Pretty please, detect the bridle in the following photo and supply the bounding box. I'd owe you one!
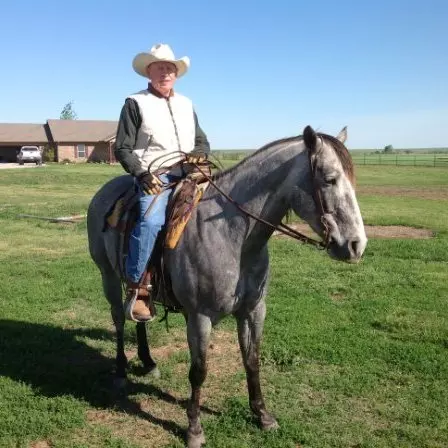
[307,139,332,249]
[148,149,332,250]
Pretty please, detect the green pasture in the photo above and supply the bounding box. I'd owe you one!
[0,163,447,447]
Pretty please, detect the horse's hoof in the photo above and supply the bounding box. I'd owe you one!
[261,415,279,431]
[187,429,205,448]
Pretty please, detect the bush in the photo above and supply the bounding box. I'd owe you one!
[42,146,56,162]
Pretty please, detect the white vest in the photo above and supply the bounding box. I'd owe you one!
[128,89,196,172]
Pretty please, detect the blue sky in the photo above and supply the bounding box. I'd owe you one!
[0,0,446,149]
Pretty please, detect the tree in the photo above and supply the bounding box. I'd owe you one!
[383,144,394,153]
[60,101,77,120]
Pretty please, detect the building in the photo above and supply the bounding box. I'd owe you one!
[0,123,49,162]
[0,119,118,163]
[46,119,118,163]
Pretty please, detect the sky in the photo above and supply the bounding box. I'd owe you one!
[0,0,447,149]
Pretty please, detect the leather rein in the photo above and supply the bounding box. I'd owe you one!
[195,153,331,249]
[147,150,331,249]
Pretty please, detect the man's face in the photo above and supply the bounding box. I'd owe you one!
[146,61,177,94]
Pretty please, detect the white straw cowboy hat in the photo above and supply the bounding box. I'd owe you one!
[132,43,190,78]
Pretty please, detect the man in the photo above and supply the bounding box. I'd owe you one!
[114,43,210,322]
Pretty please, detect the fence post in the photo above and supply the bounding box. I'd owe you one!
[434,154,436,167]
[396,154,398,166]
[414,155,416,166]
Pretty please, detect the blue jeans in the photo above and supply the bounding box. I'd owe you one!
[126,173,179,283]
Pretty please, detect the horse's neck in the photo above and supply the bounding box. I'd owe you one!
[214,140,309,248]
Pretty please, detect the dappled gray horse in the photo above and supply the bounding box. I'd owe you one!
[87,125,367,447]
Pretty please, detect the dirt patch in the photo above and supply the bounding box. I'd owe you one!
[275,223,434,239]
[207,331,241,378]
[329,291,346,302]
[29,442,51,448]
[364,225,433,239]
[357,186,448,201]
[171,330,245,401]
[86,407,176,447]
[86,329,244,447]
[0,163,46,170]
[152,339,188,360]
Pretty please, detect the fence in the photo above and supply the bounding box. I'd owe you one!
[351,153,448,168]
[212,151,448,168]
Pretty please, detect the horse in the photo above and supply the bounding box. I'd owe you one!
[87,125,367,447]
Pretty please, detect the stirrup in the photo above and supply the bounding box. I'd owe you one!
[124,288,139,321]
[124,285,155,323]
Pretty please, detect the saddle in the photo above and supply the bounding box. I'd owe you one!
[105,167,210,313]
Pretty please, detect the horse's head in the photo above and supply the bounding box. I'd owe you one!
[291,125,367,262]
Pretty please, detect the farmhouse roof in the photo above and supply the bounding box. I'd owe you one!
[0,123,48,143]
[47,119,118,143]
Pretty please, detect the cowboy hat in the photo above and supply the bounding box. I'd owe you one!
[132,43,190,78]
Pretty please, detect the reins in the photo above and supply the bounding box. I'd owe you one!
[189,159,327,249]
[146,149,330,249]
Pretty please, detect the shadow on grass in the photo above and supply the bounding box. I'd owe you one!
[0,319,219,443]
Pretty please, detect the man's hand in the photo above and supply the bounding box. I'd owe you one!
[186,153,207,164]
[138,172,163,195]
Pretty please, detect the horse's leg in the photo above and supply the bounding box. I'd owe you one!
[136,322,160,378]
[236,299,279,430]
[101,267,128,388]
[186,313,211,448]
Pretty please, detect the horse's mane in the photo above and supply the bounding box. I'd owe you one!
[212,135,300,181]
[318,133,355,185]
[213,133,355,184]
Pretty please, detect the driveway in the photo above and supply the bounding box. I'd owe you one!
[0,163,46,169]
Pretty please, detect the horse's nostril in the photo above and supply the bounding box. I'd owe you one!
[349,239,359,257]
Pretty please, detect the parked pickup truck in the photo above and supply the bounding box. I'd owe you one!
[17,146,42,165]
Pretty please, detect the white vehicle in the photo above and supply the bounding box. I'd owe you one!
[17,146,42,165]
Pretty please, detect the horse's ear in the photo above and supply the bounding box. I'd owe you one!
[336,126,348,144]
[303,125,317,151]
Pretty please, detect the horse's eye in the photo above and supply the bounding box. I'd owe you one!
[324,178,337,186]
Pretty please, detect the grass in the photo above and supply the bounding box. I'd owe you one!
[355,166,448,235]
[356,165,448,187]
[0,163,447,447]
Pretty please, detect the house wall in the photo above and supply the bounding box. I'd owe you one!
[88,142,114,163]
[57,144,76,162]
[57,142,114,163]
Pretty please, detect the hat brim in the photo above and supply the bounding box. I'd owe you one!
[132,53,190,78]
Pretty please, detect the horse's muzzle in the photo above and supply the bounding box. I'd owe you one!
[327,237,367,263]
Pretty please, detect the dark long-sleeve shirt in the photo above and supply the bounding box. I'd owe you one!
[114,94,210,177]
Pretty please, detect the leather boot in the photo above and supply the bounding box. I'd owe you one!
[124,281,155,322]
